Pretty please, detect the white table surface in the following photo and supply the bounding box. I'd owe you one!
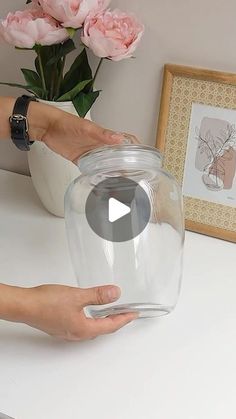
[0,168,235,419]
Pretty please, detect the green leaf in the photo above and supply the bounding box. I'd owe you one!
[35,56,41,76]
[0,82,29,89]
[72,91,100,117]
[57,79,92,101]
[27,86,47,98]
[61,48,92,94]
[34,46,54,94]
[15,46,33,51]
[35,46,61,100]
[46,39,76,66]
[66,28,76,39]
[21,68,42,88]
[0,81,46,98]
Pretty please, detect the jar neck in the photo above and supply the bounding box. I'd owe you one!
[78,145,163,175]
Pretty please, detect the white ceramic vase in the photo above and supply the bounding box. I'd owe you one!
[28,100,91,218]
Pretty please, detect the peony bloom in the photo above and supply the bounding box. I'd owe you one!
[38,0,110,29]
[0,8,69,49]
[81,9,144,61]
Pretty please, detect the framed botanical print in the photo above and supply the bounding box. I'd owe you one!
[156,64,236,242]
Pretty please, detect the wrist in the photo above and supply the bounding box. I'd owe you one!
[27,100,52,142]
[0,96,53,143]
[0,284,34,323]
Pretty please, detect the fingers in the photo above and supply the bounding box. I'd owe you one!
[121,133,141,144]
[99,130,141,145]
[86,120,140,146]
[85,312,139,338]
[79,286,139,339]
[97,128,126,145]
[80,285,121,307]
[100,130,140,144]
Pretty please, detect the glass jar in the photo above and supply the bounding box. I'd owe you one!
[65,145,184,318]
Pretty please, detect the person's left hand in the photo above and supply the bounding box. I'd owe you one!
[28,100,139,162]
[22,284,138,341]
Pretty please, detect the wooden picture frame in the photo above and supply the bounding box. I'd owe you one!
[156,64,236,242]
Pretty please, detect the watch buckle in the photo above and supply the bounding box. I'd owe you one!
[9,114,29,133]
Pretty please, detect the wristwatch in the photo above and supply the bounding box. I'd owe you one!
[9,95,37,151]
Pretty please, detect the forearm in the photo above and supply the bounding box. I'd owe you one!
[0,283,32,323]
[0,96,51,141]
[0,97,14,139]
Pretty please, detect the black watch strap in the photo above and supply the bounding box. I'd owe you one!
[9,95,37,151]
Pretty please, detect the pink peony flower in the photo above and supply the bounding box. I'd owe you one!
[38,0,110,29]
[0,8,69,48]
[81,9,144,61]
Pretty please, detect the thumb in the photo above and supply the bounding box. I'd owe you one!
[80,285,121,307]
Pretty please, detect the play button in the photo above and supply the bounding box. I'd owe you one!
[108,198,131,223]
[85,176,151,242]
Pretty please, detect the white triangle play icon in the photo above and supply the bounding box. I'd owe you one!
[108,198,131,223]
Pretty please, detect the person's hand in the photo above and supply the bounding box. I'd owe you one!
[0,97,139,157]
[22,284,138,341]
[0,97,139,158]
[26,99,139,162]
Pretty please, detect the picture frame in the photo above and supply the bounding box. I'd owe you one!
[156,64,236,243]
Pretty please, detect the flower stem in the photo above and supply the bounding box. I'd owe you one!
[91,58,103,91]
[55,55,66,99]
[36,48,47,98]
[49,62,57,101]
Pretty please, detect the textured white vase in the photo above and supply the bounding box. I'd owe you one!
[28,100,91,218]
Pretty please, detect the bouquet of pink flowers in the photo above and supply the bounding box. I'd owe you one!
[0,0,144,117]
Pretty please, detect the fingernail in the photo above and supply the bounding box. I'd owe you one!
[110,132,125,141]
[107,286,121,301]
[122,138,132,145]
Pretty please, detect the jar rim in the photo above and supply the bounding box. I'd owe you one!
[79,144,163,164]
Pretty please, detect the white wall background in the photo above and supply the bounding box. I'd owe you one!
[1,0,236,175]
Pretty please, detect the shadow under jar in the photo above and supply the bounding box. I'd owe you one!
[65,145,184,319]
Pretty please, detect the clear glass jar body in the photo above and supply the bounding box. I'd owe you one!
[65,145,184,318]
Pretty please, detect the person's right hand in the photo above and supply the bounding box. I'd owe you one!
[21,284,138,341]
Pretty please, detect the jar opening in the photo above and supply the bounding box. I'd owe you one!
[78,144,163,174]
